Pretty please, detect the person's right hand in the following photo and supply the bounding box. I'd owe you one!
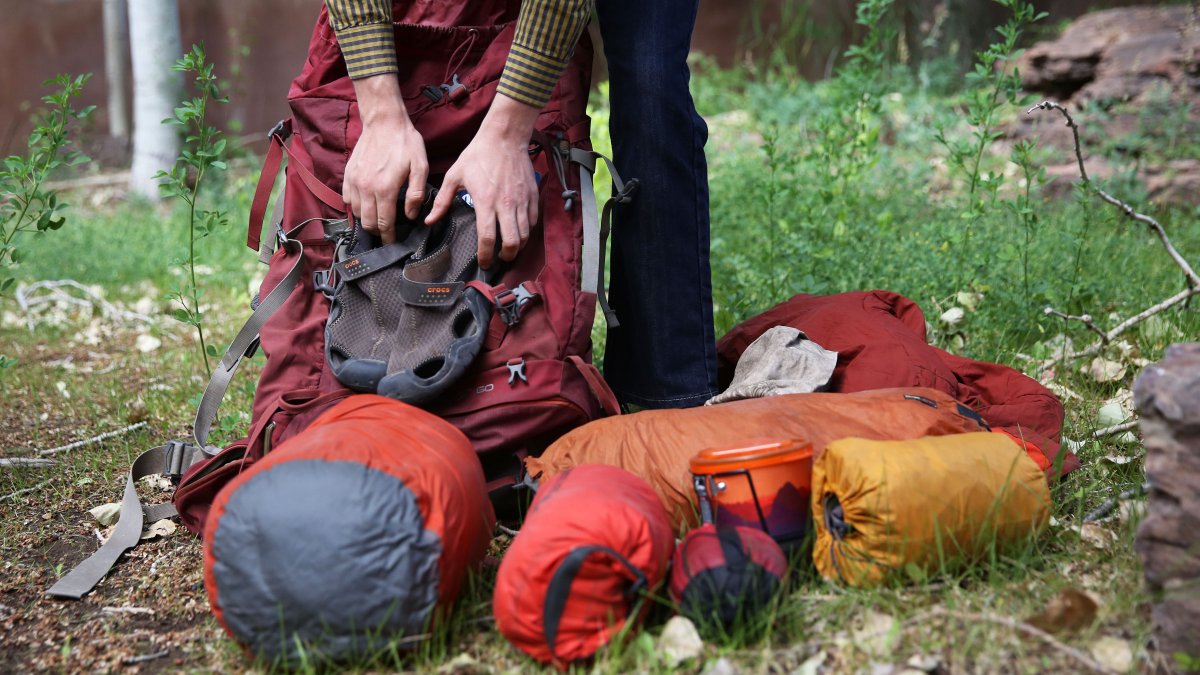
[343,74,429,245]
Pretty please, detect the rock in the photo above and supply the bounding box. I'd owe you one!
[1134,343,1200,662]
[1018,6,1192,103]
[658,616,705,667]
[1089,636,1134,672]
[702,656,740,675]
[1012,5,1200,206]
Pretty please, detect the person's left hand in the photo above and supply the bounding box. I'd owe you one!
[427,95,542,269]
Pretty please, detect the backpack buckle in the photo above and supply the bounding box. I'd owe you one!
[506,357,528,385]
[493,283,537,327]
[267,118,287,141]
[162,440,192,484]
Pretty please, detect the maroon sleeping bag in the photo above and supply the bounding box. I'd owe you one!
[717,291,1076,474]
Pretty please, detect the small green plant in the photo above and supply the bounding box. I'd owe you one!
[0,74,94,368]
[935,0,1045,272]
[158,44,230,379]
[1007,138,1048,307]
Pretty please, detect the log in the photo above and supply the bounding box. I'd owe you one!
[1134,343,1200,663]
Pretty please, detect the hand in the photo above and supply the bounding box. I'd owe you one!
[344,75,429,245]
[428,95,542,269]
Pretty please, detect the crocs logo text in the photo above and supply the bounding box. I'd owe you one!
[426,287,453,293]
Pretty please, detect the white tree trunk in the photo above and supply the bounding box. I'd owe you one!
[128,0,181,200]
[103,0,131,141]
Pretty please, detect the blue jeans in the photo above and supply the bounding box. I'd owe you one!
[596,0,719,408]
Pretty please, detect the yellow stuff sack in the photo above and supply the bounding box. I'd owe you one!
[812,432,1051,587]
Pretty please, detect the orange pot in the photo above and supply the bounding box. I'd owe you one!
[690,439,814,545]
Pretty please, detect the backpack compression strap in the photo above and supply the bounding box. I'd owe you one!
[46,233,309,600]
[569,148,639,328]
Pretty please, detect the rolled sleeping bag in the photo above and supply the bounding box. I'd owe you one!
[812,432,1052,587]
[528,387,991,528]
[493,464,675,668]
[669,524,789,638]
[203,395,496,664]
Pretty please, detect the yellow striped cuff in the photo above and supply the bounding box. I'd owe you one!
[497,42,569,109]
[333,23,397,80]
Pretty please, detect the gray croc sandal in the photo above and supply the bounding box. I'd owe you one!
[325,189,494,405]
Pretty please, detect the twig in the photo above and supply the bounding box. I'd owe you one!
[1084,482,1150,523]
[1027,101,1200,374]
[496,524,520,537]
[122,650,168,665]
[37,421,147,456]
[0,458,56,469]
[1043,308,1106,342]
[102,606,156,616]
[1092,420,1138,439]
[148,548,178,576]
[0,480,51,502]
[922,608,1116,673]
[15,279,155,327]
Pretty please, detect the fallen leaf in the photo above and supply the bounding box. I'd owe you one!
[939,307,965,325]
[1115,431,1139,444]
[1074,523,1115,550]
[1102,454,1135,466]
[1089,636,1133,672]
[956,291,983,312]
[88,503,122,527]
[1025,587,1099,634]
[1062,439,1085,455]
[436,653,493,675]
[855,611,899,656]
[1118,499,1146,525]
[793,651,827,675]
[136,334,162,353]
[140,474,174,492]
[1097,401,1131,427]
[1045,382,1083,401]
[55,381,71,399]
[658,615,704,666]
[1086,357,1126,383]
[140,519,176,541]
[906,654,942,672]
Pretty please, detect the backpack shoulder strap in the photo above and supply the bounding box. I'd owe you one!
[47,230,309,599]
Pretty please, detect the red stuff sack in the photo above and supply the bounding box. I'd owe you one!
[493,465,675,668]
[669,524,789,638]
[203,396,494,664]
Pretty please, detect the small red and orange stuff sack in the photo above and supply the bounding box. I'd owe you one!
[493,465,675,668]
[812,432,1052,587]
[203,396,495,664]
[528,388,990,528]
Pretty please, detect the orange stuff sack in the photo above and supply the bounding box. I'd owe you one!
[812,432,1051,587]
[493,465,675,668]
[204,396,495,664]
[528,388,989,528]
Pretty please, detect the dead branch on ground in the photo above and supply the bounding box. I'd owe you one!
[1027,101,1199,375]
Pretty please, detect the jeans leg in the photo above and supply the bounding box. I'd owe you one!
[595,0,718,408]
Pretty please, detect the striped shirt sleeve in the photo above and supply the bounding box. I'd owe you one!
[325,0,397,80]
[497,0,593,109]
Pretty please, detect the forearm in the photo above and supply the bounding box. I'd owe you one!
[325,0,397,80]
[496,0,592,109]
[352,74,410,128]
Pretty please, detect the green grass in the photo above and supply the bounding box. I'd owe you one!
[2,42,1198,674]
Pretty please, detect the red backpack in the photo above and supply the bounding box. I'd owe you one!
[49,0,622,600]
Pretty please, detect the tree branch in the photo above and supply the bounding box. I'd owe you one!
[1027,101,1200,374]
